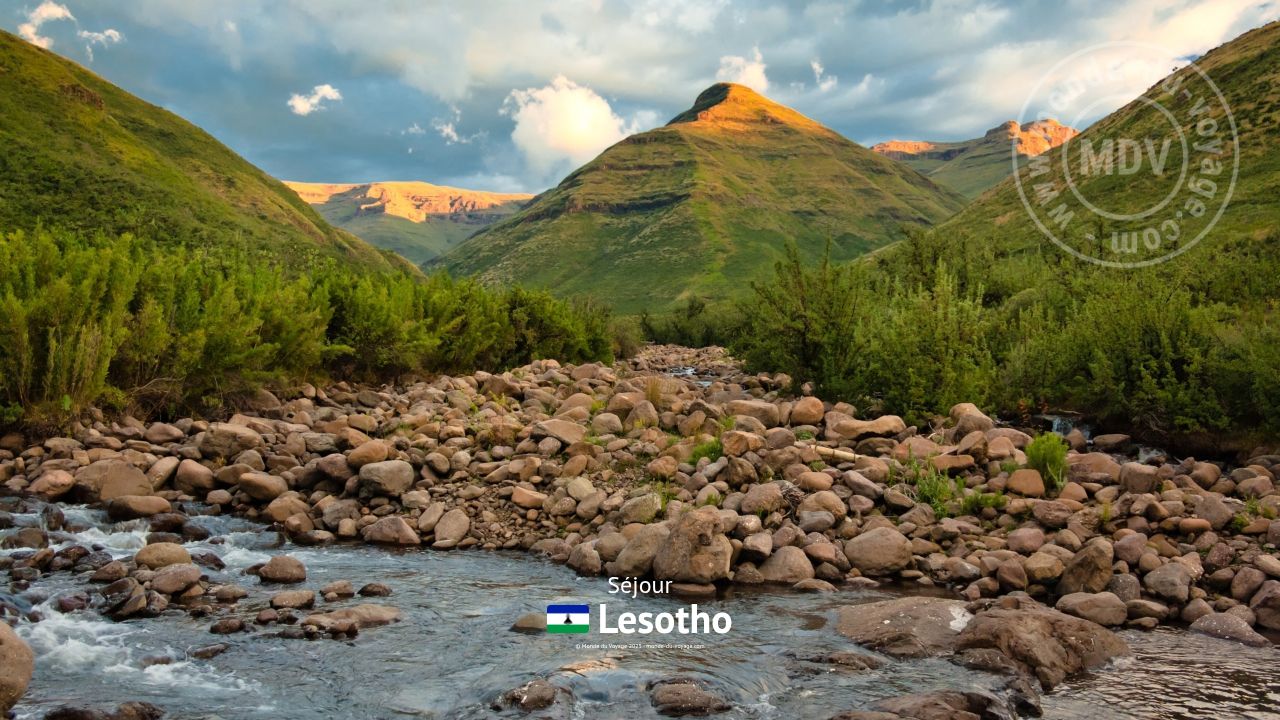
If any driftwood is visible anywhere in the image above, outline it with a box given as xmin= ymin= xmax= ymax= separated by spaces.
xmin=796 ymin=442 xmax=862 ymax=463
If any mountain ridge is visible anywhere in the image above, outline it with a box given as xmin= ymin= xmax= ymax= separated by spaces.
xmin=871 ymin=119 xmax=1078 ymax=198
xmin=0 ymin=29 xmax=408 ymax=273
xmin=443 ymin=82 xmax=966 ymax=313
xmin=285 ymin=180 xmax=530 ymax=265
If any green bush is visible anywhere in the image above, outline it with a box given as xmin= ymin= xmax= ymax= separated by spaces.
xmin=1025 ymin=433 xmax=1069 ymax=491
xmin=689 ymin=438 xmax=723 ymax=463
xmin=0 ymin=227 xmax=614 ymax=424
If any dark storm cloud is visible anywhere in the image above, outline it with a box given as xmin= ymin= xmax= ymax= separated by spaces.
xmin=6 ymin=0 xmax=1276 ymax=191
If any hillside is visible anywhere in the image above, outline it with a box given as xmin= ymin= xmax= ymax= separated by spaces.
xmin=838 ymin=20 xmax=1280 ymax=444
xmin=442 ymin=83 xmax=966 ymax=313
xmin=871 ymin=119 xmax=1077 ymax=198
xmin=285 ymin=181 xmax=530 ymax=266
xmin=0 ymin=29 xmax=407 ymax=272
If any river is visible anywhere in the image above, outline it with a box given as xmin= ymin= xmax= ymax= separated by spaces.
xmin=3 ymin=504 xmax=1279 ymax=719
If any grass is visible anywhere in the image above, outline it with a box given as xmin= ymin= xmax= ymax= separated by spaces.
xmin=897 ymin=456 xmax=963 ymax=517
xmin=0 ymin=30 xmax=407 ymax=274
xmin=442 ymin=82 xmax=964 ymax=314
xmin=1025 ymin=434 xmax=1069 ymax=492
xmin=959 ymin=491 xmax=1007 ymax=516
xmin=690 ymin=438 xmax=723 ymax=463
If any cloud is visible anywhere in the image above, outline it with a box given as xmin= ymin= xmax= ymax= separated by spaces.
xmin=287 ymin=84 xmax=342 ymax=116
xmin=810 ymin=58 xmax=837 ymax=92
xmin=429 ymin=106 xmax=484 ymax=145
xmin=716 ymin=47 xmax=768 ymax=93
xmin=403 ymin=123 xmax=426 ymax=135
xmin=502 ymin=75 xmax=651 ymax=182
xmin=78 ymin=28 xmax=123 ymax=61
xmin=17 ymin=1 xmax=74 ymax=49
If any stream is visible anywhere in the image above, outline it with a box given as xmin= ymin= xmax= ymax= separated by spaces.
xmin=3 ymin=504 xmax=1279 ymax=719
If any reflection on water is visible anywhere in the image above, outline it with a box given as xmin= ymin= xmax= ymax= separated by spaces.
xmin=3 ymin=505 xmax=1278 ymax=719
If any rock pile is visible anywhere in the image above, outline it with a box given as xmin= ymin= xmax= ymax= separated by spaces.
xmin=2 ymin=345 xmax=1278 ymax=654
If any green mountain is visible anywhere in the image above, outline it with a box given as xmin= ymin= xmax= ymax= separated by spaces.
xmin=443 ymin=83 xmax=966 ymax=313
xmin=850 ymin=20 xmax=1280 ymax=443
xmin=871 ymin=119 xmax=1077 ymax=199
xmin=911 ymin=20 xmax=1280 ymax=284
xmin=0 ymin=29 xmax=407 ymax=272
xmin=285 ymin=181 xmax=530 ymax=266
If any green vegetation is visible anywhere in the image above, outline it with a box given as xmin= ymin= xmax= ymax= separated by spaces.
xmin=444 ymin=82 xmax=964 ymax=314
xmin=959 ymin=491 xmax=1007 ymax=517
xmin=873 ymin=120 xmax=1076 ymax=199
xmin=689 ymin=438 xmax=723 ymax=464
xmin=684 ymin=23 xmax=1280 ymax=442
xmin=0 ymin=31 xmax=407 ymax=273
xmin=1026 ymin=434 xmax=1069 ymax=491
xmin=0 ymin=228 xmax=612 ymax=425
xmin=896 ymin=456 xmax=962 ymax=517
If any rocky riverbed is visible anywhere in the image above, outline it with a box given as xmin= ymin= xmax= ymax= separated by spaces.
xmin=2 ymin=345 xmax=1279 ymax=718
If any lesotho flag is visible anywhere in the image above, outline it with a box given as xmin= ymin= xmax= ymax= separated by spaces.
xmin=546 ymin=604 xmax=590 ymax=634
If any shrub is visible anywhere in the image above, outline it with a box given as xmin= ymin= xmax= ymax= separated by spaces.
xmin=689 ymin=438 xmax=723 ymax=464
xmin=1025 ymin=433 xmax=1069 ymax=491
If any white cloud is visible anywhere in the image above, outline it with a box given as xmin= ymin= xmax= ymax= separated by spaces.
xmin=78 ymin=28 xmax=123 ymax=61
xmin=403 ymin=123 xmax=426 ymax=135
xmin=17 ymin=1 xmax=74 ymax=49
xmin=716 ymin=47 xmax=769 ymax=93
xmin=636 ymin=0 xmax=728 ymax=33
xmin=502 ymin=75 xmax=651 ymax=182
xmin=810 ymin=58 xmax=837 ymax=92
xmin=287 ymin=84 xmax=342 ymax=116
xmin=429 ymin=106 xmax=484 ymax=144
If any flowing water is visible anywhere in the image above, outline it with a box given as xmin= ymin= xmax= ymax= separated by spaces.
xmin=3 ymin=505 xmax=1279 ymax=720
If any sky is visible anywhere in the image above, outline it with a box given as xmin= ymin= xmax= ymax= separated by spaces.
xmin=5 ymin=0 xmax=1278 ymax=193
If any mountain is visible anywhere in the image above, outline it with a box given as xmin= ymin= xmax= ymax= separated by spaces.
xmin=855 ymin=20 xmax=1280 ymax=444
xmin=0 ymin=29 xmax=407 ymax=272
xmin=871 ymin=119 xmax=1077 ymax=199
xmin=914 ymin=20 xmax=1279 ymax=278
xmin=442 ymin=83 xmax=966 ymax=313
xmin=284 ymin=181 xmax=531 ymax=266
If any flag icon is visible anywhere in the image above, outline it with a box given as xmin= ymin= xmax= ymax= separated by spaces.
xmin=546 ymin=604 xmax=590 ymax=634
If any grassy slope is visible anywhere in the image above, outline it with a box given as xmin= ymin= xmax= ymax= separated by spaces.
xmin=893 ymin=21 xmax=1280 ymax=302
xmin=885 ymin=134 xmax=1039 ymax=200
xmin=300 ymin=186 xmax=527 ymax=267
xmin=444 ymin=83 xmax=965 ymax=314
xmin=0 ymin=30 xmax=409 ymax=272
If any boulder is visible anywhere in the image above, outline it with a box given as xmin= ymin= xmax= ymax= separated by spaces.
xmin=652 ymin=506 xmax=732 ymax=583
xmin=835 ymin=596 xmax=972 ymax=658
xmin=844 ymin=527 xmax=913 ymax=576
xmin=0 ymin=621 xmax=34 ymax=714
xmin=134 ymin=542 xmax=191 ymax=570
xmin=1054 ymin=592 xmax=1127 ymax=627
xmin=237 ymin=472 xmax=287 ymax=502
xmin=76 ymin=460 xmax=151 ymax=501
xmin=648 ymin=678 xmax=731 ymax=717
xmin=618 ymin=493 xmax=663 ymax=524
xmin=871 ymin=691 xmax=1016 ymax=720
xmin=1189 ymin=612 xmax=1270 ymax=647
xmin=174 ymin=459 xmax=216 ymax=495
xmin=1119 ymin=463 xmax=1160 ymax=494
xmin=28 ymin=469 xmax=75 ymax=498
xmin=789 ymin=396 xmax=824 ymax=425
xmin=1057 ymin=541 xmax=1113 ymax=595
xmin=511 ymin=486 xmax=549 ymax=509
xmin=432 ymin=509 xmax=471 ymax=549
xmin=270 ymin=590 xmax=316 ymax=610
xmin=1007 ymin=469 xmax=1045 ymax=498
xmin=1143 ymin=562 xmax=1192 ymax=604
xmin=727 ymin=399 xmax=780 ymax=427
xmin=359 ymin=460 xmax=415 ymax=497
xmin=956 ymin=606 xmax=1128 ymax=689
xmin=199 ymin=422 xmax=263 ymax=459
xmin=106 ymin=495 xmax=171 ymax=520
xmin=758 ymin=546 xmax=815 ymax=584
xmin=303 ymin=604 xmax=401 ymax=630
xmin=609 ymin=524 xmax=670 ymax=577
xmin=739 ymin=483 xmax=784 ymax=516
xmin=833 ymin=415 xmax=906 ymax=440
xmin=150 ymin=563 xmax=202 ymax=595
xmin=259 ymin=555 xmax=306 ymax=583
xmin=533 ymin=418 xmax=586 ymax=445
xmin=361 ymin=516 xmax=421 ymax=545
